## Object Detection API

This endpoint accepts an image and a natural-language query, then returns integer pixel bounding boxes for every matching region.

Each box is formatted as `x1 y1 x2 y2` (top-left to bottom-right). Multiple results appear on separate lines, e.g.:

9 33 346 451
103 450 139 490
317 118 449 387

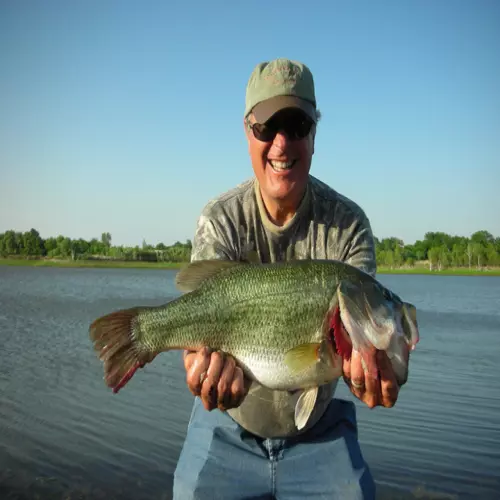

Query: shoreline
1 258 499 276
0 258 184 270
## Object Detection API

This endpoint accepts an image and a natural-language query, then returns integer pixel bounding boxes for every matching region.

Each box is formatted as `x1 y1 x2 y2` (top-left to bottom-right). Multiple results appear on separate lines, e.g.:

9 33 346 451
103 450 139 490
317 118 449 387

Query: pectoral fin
295 387 319 431
284 343 321 373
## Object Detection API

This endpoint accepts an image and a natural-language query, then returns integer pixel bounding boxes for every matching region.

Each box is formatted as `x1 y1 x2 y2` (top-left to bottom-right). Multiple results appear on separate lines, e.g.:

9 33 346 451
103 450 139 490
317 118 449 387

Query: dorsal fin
175 260 243 292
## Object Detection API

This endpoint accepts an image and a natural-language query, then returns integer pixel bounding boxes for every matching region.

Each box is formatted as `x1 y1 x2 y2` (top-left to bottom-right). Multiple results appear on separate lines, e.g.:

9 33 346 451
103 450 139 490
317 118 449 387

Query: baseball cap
245 58 317 123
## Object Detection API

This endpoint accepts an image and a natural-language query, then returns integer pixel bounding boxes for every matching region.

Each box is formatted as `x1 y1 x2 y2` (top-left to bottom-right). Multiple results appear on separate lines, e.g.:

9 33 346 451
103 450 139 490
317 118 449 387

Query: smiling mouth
268 159 296 172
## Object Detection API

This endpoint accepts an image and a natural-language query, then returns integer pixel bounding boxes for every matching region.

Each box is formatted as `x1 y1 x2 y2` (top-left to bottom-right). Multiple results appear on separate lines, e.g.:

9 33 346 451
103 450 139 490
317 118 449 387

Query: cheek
249 139 270 163
300 135 314 157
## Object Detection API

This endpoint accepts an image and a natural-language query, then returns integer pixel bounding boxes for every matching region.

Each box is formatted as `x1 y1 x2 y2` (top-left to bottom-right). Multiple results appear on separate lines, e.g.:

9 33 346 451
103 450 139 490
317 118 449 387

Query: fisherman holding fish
90 58 418 499
174 59 412 499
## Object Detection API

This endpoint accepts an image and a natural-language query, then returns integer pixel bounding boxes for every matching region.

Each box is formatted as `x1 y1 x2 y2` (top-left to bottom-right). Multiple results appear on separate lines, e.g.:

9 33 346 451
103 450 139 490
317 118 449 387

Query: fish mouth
338 281 396 352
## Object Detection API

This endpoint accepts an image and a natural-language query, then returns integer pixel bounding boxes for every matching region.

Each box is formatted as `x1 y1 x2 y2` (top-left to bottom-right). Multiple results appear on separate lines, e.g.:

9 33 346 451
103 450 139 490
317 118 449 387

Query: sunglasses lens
252 115 313 142
252 123 275 142
289 119 312 140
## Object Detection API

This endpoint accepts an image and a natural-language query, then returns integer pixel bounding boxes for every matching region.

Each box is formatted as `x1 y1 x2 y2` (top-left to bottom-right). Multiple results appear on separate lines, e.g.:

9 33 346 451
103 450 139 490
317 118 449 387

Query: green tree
3 230 19 255
22 229 44 256
72 239 90 259
56 236 72 258
385 250 395 269
471 230 494 247
393 245 403 267
465 242 474 269
472 242 484 269
428 247 439 271
44 237 58 255
485 243 499 266
88 238 104 255
451 243 465 267
438 246 450 270
101 232 112 255
375 248 386 266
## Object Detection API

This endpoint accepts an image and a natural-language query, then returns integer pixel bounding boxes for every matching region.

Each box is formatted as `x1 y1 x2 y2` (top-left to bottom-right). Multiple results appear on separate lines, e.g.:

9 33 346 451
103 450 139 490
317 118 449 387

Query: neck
259 187 306 227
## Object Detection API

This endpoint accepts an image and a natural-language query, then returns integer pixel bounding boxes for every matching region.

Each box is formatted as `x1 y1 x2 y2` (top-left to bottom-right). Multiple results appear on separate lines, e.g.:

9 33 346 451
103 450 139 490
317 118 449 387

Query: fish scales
135 262 339 358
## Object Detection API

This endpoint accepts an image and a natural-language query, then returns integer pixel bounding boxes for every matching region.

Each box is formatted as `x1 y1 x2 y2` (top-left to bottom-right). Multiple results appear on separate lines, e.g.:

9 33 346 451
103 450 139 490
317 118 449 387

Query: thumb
342 355 351 379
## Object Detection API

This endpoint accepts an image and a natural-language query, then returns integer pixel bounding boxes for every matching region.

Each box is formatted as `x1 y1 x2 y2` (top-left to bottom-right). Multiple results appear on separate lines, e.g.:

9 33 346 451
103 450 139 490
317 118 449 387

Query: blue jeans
173 397 375 499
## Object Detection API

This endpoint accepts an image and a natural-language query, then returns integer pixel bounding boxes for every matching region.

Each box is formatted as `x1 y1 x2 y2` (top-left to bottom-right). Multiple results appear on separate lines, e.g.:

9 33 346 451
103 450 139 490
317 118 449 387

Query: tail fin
89 308 156 393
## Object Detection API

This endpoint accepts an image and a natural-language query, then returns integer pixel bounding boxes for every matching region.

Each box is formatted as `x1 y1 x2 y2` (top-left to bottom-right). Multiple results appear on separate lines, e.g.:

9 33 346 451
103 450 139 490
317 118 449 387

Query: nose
270 129 292 153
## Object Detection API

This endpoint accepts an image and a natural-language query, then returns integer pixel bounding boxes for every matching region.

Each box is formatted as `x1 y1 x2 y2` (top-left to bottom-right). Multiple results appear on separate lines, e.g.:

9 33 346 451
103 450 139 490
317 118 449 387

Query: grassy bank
2 258 500 276
377 266 500 276
0 258 184 270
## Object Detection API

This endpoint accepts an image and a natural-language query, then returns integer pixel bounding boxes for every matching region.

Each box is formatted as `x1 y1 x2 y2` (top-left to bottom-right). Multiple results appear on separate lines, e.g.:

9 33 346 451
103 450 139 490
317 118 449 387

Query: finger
377 351 400 408
349 350 366 398
229 367 248 408
200 351 225 411
217 355 236 410
342 355 351 380
186 347 211 396
183 349 197 371
363 351 382 409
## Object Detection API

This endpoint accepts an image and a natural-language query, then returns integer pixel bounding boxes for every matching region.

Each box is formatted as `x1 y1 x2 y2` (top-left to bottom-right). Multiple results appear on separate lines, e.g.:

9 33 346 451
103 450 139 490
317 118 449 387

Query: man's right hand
183 347 249 411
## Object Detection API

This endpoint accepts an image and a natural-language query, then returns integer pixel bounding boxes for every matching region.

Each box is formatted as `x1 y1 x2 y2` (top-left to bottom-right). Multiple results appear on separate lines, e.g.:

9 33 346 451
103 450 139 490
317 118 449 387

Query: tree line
1 228 499 269
375 230 500 270
0 229 192 263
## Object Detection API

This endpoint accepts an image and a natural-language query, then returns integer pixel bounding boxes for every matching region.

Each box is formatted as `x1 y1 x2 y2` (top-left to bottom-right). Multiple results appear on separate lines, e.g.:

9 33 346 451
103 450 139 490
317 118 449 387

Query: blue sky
1 0 499 247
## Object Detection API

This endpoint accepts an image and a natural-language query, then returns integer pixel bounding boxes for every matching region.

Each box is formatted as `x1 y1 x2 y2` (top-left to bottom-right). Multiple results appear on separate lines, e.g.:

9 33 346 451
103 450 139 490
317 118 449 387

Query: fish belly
234 348 342 391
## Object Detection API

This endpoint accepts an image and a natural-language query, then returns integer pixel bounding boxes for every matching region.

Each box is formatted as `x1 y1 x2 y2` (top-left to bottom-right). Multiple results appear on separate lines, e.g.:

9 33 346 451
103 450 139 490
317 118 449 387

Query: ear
244 115 253 146
311 125 316 155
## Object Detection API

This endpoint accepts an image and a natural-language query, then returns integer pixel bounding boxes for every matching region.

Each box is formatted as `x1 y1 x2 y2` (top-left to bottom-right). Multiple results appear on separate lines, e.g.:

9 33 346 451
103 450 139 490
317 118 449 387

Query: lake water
0 266 499 500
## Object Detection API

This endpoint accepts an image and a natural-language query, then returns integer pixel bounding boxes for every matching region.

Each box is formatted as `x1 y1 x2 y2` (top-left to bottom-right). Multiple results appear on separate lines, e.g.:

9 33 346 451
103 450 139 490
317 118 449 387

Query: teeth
269 160 295 171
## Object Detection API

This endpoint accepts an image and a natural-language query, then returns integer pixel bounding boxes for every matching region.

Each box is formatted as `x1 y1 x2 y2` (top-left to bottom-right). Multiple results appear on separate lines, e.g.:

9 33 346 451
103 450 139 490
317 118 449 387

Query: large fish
89 259 419 430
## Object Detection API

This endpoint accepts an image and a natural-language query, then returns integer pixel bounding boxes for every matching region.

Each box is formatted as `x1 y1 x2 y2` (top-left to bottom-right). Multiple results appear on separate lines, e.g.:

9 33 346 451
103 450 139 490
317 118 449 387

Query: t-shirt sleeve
190 210 238 263
344 214 377 277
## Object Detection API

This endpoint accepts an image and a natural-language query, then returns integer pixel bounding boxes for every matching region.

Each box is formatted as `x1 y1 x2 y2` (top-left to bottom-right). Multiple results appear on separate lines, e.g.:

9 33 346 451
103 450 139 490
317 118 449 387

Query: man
173 58 406 499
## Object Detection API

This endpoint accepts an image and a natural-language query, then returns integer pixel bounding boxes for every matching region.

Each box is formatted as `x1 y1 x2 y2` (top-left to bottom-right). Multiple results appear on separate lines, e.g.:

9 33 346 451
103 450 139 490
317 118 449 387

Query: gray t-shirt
190 175 376 438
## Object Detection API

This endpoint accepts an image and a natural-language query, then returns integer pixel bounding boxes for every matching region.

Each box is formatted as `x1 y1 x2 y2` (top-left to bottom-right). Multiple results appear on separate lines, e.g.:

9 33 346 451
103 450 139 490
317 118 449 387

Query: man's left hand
343 346 409 408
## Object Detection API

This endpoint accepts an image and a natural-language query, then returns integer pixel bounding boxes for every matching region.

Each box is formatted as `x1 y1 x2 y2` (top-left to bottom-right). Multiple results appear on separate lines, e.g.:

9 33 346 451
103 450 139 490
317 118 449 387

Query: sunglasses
247 113 314 142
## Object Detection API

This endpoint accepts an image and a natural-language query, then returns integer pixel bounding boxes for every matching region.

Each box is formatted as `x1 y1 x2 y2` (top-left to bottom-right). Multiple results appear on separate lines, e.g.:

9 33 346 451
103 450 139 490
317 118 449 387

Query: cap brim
252 95 317 123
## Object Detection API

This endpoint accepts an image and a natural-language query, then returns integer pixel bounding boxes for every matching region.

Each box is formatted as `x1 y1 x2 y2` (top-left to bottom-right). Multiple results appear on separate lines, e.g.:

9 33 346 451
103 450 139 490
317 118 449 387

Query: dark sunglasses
248 114 314 142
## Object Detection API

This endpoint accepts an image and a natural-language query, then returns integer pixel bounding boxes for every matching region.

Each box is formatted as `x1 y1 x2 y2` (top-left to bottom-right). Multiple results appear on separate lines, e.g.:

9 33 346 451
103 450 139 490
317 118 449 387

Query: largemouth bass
89 259 419 430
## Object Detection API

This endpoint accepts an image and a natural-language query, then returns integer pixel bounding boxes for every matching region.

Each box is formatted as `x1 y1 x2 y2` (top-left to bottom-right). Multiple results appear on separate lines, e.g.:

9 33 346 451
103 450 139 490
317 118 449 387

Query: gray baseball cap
245 58 317 123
